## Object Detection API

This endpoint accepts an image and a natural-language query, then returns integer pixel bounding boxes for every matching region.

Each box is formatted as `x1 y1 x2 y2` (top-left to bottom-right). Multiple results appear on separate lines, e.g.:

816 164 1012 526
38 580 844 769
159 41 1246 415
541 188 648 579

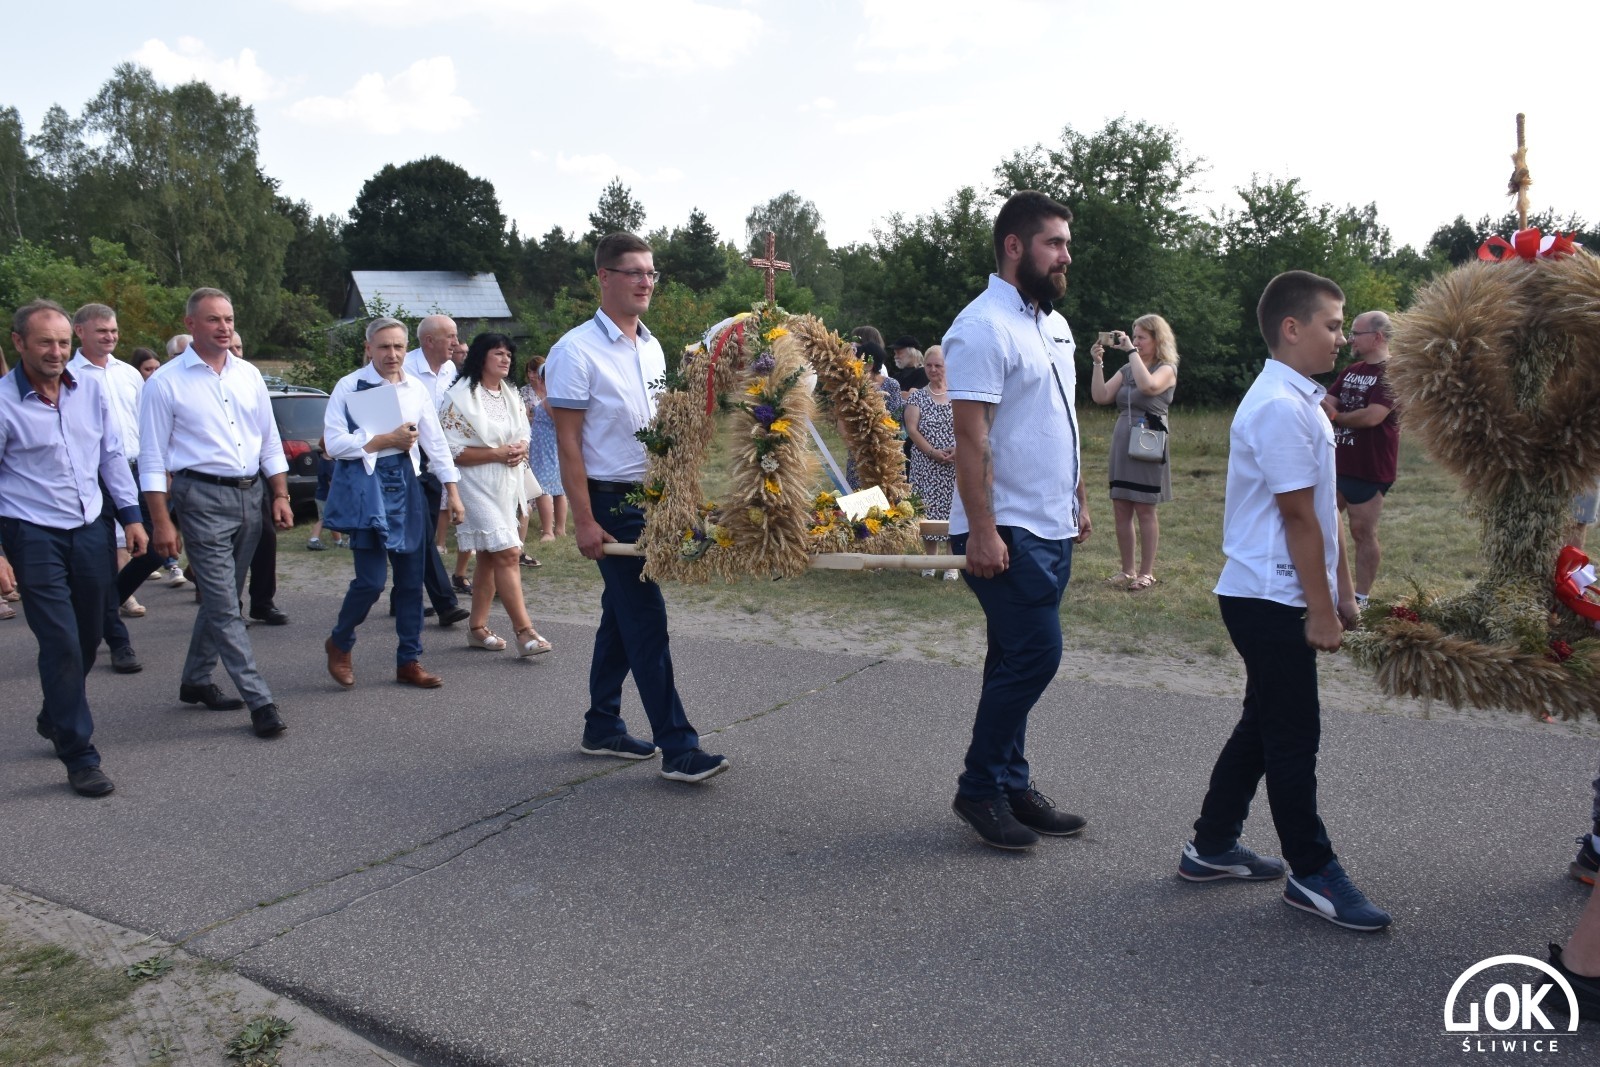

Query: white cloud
834 101 978 137
555 152 684 185
132 37 284 102
853 0 1046 72
529 149 548 162
797 97 837 113
288 57 475 135
286 0 761 71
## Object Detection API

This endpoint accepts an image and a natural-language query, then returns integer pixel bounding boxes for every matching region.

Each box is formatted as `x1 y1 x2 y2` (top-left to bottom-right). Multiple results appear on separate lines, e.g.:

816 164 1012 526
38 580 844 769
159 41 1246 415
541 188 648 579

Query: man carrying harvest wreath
943 191 1092 850
546 232 730 784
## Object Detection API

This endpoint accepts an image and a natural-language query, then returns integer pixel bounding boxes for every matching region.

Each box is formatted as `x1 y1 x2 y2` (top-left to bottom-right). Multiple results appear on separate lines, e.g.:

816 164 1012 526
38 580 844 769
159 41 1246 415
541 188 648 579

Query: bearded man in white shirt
943 191 1092 850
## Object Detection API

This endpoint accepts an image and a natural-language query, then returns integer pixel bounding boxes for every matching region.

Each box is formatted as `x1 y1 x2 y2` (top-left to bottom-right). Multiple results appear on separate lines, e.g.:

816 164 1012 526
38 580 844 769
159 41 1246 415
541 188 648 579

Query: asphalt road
2 585 1596 1066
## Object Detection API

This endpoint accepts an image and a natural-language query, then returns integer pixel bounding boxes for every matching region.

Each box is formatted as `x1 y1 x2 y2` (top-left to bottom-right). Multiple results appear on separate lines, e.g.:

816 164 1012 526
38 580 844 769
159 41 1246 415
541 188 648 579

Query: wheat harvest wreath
623 301 925 583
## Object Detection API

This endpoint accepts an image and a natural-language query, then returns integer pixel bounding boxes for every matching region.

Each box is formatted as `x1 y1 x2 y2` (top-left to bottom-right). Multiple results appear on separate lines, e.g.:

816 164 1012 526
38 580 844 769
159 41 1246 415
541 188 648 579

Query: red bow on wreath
1554 545 1600 624
1477 227 1581 262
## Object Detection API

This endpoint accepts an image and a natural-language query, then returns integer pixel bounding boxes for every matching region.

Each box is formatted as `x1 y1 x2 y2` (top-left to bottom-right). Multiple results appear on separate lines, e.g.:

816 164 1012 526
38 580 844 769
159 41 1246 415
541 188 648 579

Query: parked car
268 384 329 516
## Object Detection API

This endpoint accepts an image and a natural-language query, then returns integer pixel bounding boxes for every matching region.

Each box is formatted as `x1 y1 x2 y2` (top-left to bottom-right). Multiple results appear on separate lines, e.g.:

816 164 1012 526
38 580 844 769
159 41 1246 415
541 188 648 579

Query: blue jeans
0 515 112 771
333 455 428 665
1192 596 1335 878
583 489 699 758
951 527 1074 798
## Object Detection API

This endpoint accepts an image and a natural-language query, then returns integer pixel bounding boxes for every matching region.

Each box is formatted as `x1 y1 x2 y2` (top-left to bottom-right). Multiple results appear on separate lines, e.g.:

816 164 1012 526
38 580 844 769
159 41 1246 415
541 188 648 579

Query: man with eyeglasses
1320 310 1399 609
546 232 729 784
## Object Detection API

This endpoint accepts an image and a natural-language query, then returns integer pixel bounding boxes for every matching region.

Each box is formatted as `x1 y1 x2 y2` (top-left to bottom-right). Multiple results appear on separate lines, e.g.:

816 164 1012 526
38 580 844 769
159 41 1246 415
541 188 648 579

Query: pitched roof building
342 271 514 323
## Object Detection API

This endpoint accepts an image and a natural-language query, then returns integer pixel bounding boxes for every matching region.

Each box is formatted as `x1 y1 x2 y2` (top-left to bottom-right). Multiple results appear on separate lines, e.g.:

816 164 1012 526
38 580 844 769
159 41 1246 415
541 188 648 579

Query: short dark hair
595 232 651 272
186 287 231 317
12 298 69 339
72 302 116 327
850 325 884 349
992 191 1073 269
461 332 519 393
856 339 887 374
1256 271 1345 352
132 346 161 368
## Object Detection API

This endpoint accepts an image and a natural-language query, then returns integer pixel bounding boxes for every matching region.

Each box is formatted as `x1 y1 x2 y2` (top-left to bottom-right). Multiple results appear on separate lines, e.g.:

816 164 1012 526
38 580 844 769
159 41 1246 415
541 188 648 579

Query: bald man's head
417 315 458 364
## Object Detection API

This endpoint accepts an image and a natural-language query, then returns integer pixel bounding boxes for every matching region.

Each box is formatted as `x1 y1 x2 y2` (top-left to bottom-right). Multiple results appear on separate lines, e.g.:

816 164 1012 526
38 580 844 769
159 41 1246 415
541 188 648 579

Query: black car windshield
272 396 328 441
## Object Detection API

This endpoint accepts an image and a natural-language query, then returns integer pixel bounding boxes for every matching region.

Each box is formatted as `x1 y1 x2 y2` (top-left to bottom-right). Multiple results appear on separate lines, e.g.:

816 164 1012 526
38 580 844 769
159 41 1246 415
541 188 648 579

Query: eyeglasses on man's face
604 268 660 285
1347 329 1378 338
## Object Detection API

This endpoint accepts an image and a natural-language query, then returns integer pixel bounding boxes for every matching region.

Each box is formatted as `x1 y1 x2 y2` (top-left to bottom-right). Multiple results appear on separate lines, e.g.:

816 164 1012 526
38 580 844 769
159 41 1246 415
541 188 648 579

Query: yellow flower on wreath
712 526 734 548
768 417 792 437
763 326 788 342
808 523 833 539
849 358 865 378
893 500 916 519
880 414 898 429
744 381 763 396
863 517 883 535
763 476 782 495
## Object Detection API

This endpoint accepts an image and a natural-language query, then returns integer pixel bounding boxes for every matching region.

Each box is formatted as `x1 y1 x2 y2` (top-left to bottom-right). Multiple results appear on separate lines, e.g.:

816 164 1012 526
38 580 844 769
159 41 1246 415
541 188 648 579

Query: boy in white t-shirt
1177 270 1391 932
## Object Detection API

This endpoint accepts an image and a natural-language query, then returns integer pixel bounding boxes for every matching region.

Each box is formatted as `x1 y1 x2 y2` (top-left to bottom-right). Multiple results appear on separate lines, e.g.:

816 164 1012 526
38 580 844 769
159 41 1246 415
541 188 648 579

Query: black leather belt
176 470 258 489
587 479 641 495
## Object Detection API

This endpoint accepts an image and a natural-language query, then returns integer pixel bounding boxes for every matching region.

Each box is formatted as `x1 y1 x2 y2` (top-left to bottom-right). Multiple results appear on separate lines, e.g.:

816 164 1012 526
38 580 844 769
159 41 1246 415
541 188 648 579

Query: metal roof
347 271 512 319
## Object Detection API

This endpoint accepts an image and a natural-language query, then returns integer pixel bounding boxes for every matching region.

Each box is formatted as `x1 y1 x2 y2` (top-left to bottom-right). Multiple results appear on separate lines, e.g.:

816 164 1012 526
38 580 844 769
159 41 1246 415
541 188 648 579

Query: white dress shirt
943 274 1081 541
324 363 459 482
0 367 141 529
136 348 289 492
404 348 458 413
68 349 143 458
544 309 666 483
1214 358 1339 608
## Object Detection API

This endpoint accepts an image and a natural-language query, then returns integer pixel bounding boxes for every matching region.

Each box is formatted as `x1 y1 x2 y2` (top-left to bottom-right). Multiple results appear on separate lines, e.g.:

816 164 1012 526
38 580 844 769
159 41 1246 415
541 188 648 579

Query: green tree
0 107 59 250
586 177 646 242
0 238 186 356
278 198 348 313
344 156 509 273
995 117 1237 401
518 225 592 307
745 191 840 306
866 186 994 346
658 208 727 292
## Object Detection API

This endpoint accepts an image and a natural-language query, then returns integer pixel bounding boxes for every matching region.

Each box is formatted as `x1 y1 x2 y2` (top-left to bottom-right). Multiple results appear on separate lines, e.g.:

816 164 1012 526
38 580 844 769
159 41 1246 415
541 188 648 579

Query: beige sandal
516 627 553 658
1127 574 1159 592
1104 572 1135 585
467 625 506 651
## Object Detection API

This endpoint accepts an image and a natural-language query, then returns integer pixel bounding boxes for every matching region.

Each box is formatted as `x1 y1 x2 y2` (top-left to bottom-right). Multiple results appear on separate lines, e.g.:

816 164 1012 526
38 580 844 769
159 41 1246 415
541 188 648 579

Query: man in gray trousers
138 287 290 738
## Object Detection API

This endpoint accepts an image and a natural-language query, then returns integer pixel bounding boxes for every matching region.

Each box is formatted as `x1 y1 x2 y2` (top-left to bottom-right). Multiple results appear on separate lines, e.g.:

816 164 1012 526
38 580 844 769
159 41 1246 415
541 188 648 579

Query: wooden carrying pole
601 519 966 571
601 543 968 571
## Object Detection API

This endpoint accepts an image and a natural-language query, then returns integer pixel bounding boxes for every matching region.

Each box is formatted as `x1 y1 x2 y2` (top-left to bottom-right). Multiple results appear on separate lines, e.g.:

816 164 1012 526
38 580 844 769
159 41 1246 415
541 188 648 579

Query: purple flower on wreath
752 403 777 425
751 352 775 375
853 522 870 541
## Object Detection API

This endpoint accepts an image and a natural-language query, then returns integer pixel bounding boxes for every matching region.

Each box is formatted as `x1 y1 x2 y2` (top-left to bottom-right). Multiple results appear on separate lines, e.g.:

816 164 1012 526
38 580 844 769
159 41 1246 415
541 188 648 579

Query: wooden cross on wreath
747 230 791 304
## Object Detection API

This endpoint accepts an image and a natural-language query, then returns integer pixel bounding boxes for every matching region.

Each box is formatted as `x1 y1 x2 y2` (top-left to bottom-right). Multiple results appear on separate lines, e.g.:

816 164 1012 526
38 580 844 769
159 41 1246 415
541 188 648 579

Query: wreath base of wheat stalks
628 304 920 583
1342 248 1600 721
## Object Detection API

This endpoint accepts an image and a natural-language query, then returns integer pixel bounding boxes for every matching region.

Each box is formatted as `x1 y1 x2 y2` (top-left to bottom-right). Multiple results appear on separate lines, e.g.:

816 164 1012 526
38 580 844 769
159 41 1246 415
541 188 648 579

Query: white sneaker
120 596 146 617
943 569 960 581
163 565 188 588
920 569 936 578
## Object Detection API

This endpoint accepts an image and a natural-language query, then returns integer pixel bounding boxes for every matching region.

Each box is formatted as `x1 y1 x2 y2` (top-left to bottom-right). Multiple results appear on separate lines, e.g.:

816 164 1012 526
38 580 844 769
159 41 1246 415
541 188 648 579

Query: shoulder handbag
1128 413 1168 463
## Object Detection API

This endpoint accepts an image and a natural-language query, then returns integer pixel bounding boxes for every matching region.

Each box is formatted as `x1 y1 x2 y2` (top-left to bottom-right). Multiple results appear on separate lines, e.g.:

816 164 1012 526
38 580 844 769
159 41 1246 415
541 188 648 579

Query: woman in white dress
439 334 551 656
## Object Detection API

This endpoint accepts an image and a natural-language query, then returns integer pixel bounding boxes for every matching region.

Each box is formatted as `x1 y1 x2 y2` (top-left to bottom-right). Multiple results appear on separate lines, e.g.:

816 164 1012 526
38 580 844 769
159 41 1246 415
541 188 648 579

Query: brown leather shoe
396 660 442 688
325 637 354 689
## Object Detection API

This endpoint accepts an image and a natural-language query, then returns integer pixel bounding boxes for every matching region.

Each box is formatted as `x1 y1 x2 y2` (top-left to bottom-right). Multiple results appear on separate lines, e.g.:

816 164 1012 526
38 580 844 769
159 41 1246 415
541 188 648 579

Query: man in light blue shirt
0 299 145 797
945 191 1092 850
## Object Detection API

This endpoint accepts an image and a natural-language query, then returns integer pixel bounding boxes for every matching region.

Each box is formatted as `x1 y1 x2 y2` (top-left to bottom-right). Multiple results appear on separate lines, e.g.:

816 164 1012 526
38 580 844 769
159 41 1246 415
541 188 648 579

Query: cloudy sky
10 0 1597 255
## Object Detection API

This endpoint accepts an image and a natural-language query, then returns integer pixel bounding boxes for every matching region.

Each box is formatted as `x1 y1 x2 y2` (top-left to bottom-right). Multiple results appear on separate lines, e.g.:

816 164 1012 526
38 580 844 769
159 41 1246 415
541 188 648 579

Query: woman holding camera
1089 315 1179 592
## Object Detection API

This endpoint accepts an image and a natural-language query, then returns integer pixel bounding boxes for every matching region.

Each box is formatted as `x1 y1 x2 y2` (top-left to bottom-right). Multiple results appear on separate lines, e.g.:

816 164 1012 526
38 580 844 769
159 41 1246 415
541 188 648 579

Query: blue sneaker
579 733 658 760
1179 840 1286 882
660 748 729 783
1283 859 1392 931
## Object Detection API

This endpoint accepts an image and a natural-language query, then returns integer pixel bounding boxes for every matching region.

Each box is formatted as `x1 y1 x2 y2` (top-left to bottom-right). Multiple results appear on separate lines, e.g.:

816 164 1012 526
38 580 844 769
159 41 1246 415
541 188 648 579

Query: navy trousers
417 470 460 615
951 527 1074 798
583 489 699 758
0 515 112 772
1191 595 1335 878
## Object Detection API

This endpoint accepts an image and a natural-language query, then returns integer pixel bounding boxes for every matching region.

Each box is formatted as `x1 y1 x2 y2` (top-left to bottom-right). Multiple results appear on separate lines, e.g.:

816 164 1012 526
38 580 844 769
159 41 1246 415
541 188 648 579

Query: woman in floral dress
904 345 957 579
521 356 567 543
